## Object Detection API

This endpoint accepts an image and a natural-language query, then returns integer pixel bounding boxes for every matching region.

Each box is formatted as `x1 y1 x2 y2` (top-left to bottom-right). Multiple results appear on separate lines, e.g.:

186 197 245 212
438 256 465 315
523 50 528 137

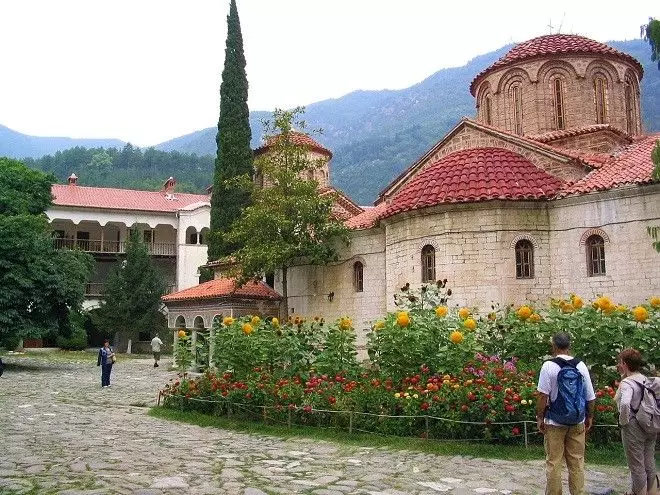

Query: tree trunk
281 265 288 321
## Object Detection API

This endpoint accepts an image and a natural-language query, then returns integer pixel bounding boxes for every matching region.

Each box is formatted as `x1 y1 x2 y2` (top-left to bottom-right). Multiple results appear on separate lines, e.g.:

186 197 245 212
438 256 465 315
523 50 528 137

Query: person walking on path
151 334 164 368
615 348 659 495
97 339 115 387
536 332 596 495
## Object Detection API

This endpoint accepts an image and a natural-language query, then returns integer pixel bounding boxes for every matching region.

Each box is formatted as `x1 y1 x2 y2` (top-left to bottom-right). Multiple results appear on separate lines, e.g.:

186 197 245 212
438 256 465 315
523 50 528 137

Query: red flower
420 402 430 411
328 396 336 405
512 427 520 435
303 405 312 413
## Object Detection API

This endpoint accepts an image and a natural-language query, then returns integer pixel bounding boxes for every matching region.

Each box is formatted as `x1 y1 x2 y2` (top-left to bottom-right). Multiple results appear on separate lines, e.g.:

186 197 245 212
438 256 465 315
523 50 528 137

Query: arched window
353 261 364 292
186 226 198 244
624 76 637 135
510 84 523 135
586 235 606 276
421 245 435 283
515 240 534 279
593 76 608 124
552 78 566 130
482 93 493 125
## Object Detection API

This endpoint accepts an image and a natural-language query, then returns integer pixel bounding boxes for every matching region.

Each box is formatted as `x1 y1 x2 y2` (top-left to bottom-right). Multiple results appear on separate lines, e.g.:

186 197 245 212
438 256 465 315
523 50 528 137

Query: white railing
53 238 176 256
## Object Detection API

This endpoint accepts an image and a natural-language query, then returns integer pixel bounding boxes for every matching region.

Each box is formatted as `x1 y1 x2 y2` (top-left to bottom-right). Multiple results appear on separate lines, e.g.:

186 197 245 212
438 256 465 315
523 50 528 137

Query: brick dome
470 34 643 95
384 148 565 218
254 131 332 159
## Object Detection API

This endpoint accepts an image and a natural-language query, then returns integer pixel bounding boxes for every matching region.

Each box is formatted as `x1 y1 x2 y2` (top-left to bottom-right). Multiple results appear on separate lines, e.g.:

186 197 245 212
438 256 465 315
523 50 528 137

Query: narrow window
421 245 436 283
515 240 534 279
188 232 198 244
553 78 565 130
511 85 523 135
586 235 606 276
143 229 153 244
594 77 607 124
353 261 364 292
483 94 492 125
624 80 636 134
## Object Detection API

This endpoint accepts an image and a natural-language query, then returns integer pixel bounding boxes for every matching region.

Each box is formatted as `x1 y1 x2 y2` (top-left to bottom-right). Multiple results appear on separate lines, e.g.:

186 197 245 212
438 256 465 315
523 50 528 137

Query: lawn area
149 406 627 466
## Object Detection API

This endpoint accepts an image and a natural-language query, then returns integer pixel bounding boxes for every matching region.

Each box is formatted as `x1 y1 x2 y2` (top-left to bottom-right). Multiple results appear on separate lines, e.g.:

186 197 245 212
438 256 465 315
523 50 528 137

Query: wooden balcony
85 283 177 297
53 238 176 256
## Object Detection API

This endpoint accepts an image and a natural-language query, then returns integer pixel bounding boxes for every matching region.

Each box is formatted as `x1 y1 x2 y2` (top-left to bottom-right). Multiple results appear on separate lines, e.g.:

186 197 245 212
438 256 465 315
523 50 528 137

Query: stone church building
163 34 660 346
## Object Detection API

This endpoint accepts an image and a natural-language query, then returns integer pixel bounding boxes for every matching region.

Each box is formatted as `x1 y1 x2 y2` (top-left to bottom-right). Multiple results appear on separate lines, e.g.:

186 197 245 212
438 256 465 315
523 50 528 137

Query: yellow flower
223 316 234 326
435 306 448 318
561 303 574 314
595 296 614 312
177 329 186 338
458 307 471 320
650 296 660 308
413 394 419 399
242 323 253 335
616 305 628 313
251 316 261 326
373 320 385 331
449 330 464 344
294 315 302 325
571 295 584 309
463 318 477 331
521 399 528 405
271 317 280 327
339 317 353 330
633 306 649 322
394 392 401 399
529 313 541 323
396 311 410 327
517 305 532 320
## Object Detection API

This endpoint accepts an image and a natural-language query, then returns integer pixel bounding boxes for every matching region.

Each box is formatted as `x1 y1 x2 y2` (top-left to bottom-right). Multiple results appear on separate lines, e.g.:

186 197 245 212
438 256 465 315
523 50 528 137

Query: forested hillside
22 145 214 192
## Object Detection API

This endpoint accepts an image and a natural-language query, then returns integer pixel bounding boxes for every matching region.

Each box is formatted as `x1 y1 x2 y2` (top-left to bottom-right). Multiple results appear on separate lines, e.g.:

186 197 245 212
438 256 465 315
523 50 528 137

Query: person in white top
536 332 596 495
150 334 164 368
615 348 658 495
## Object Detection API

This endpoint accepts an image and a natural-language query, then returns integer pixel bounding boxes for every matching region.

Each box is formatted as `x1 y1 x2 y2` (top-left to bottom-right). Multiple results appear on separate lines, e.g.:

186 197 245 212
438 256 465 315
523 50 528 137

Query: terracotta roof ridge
527 124 632 143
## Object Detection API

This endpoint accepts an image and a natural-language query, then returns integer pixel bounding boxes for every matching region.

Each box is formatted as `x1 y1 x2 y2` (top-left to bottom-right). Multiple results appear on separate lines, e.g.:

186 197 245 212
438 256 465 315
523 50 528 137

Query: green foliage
313 318 359 377
643 17 660 69
93 232 167 343
652 140 660 182
0 158 92 347
208 0 253 261
648 225 660 252
56 312 89 350
174 331 194 370
228 108 350 316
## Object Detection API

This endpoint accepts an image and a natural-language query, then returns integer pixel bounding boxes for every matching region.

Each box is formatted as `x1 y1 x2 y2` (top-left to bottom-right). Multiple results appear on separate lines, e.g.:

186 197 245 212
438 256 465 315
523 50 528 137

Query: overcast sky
0 0 656 147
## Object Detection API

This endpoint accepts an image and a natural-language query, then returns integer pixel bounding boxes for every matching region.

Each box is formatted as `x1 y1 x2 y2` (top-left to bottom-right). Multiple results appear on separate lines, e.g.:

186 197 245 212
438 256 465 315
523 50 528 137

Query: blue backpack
546 357 586 425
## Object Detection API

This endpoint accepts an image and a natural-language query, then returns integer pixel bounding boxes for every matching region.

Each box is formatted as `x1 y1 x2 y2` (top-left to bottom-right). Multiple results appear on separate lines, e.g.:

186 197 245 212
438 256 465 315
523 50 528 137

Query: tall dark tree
94 232 167 349
0 158 92 349
208 0 253 261
642 17 660 69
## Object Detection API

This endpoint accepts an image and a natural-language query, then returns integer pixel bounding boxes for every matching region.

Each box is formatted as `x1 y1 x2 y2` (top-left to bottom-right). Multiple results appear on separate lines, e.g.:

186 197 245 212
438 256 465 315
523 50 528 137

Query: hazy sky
1 0 656 146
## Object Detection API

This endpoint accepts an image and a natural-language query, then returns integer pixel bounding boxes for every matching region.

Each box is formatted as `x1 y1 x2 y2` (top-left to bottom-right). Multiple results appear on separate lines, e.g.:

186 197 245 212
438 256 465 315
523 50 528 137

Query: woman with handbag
96 339 115 388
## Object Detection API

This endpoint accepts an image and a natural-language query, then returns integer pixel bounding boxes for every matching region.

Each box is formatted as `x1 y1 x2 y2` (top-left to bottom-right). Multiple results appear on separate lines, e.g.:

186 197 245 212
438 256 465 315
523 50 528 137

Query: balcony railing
53 238 176 256
85 283 177 297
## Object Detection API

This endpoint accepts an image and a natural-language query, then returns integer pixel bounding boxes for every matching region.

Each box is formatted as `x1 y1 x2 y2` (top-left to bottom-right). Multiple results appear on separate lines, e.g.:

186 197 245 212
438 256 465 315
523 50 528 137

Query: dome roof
470 34 643 95
384 148 565 218
254 131 332 159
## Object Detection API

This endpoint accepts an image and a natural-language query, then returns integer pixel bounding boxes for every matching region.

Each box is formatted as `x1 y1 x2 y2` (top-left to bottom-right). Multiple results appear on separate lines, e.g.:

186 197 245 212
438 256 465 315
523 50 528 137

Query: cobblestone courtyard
0 353 632 494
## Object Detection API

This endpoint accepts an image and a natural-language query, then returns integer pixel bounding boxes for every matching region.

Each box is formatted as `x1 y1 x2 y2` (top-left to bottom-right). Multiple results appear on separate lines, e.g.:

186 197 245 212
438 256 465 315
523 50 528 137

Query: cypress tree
208 0 253 261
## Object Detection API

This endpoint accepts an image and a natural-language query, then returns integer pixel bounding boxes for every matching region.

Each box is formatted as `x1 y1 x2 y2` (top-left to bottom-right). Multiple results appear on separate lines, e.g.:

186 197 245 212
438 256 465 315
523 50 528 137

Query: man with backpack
615 348 659 495
536 332 596 495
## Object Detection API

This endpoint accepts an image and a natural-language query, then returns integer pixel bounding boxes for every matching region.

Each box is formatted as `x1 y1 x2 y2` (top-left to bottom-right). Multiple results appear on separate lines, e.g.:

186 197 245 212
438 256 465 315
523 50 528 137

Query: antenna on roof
547 19 554 35
557 12 565 34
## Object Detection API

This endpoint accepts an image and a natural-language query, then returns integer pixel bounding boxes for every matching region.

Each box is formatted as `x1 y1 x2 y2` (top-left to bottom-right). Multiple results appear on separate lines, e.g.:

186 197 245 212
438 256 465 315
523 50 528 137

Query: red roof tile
52 184 209 213
528 124 632 144
558 134 659 197
345 202 388 230
319 186 364 220
162 278 281 302
254 131 332 159
384 148 566 218
470 34 643 95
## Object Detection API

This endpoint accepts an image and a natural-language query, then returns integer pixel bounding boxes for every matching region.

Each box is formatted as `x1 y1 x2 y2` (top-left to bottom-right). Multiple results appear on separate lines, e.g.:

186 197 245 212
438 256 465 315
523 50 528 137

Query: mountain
3 39 658 204
0 125 125 159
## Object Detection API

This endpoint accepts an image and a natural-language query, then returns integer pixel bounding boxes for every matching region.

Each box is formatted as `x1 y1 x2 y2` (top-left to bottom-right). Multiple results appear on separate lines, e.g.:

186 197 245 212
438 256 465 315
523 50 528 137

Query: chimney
162 177 176 193
68 173 78 186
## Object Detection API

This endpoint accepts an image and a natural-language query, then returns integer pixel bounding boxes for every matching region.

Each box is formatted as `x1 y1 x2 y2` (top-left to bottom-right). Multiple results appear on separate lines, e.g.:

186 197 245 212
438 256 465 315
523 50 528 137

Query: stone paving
0 353 631 495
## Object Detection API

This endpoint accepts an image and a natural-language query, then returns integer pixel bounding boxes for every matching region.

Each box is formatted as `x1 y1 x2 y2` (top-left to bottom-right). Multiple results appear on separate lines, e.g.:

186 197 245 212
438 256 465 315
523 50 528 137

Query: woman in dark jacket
96 340 115 388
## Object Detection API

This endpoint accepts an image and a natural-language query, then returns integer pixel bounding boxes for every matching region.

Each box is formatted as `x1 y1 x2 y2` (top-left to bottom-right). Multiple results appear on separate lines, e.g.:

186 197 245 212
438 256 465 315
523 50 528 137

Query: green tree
0 158 92 349
228 108 350 317
208 0 253 261
642 17 660 69
94 231 167 347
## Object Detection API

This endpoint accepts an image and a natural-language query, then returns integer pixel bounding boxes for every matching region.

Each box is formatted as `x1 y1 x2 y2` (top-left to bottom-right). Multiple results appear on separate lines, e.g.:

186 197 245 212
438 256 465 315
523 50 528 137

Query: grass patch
149 406 626 466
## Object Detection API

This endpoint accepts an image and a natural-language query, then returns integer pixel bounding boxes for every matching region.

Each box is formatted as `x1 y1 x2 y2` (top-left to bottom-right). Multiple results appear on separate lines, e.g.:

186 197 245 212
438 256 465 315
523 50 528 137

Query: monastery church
48 34 660 348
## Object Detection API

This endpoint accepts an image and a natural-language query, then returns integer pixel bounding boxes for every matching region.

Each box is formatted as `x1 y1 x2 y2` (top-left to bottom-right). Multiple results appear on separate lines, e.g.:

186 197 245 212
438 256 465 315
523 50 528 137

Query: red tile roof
345 202 388 230
384 148 566 218
528 124 632 144
162 278 281 303
51 184 210 213
470 34 643 95
254 131 332 159
319 186 364 220
558 134 659 197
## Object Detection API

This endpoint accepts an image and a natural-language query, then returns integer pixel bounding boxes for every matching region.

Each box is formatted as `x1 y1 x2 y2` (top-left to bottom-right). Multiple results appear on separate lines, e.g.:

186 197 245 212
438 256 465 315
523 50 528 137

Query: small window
553 78 565 130
624 78 636 135
353 261 364 292
586 235 606 276
482 93 493 125
421 245 436 283
188 232 198 244
515 240 534 279
510 84 523 135
143 230 153 244
594 77 607 124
